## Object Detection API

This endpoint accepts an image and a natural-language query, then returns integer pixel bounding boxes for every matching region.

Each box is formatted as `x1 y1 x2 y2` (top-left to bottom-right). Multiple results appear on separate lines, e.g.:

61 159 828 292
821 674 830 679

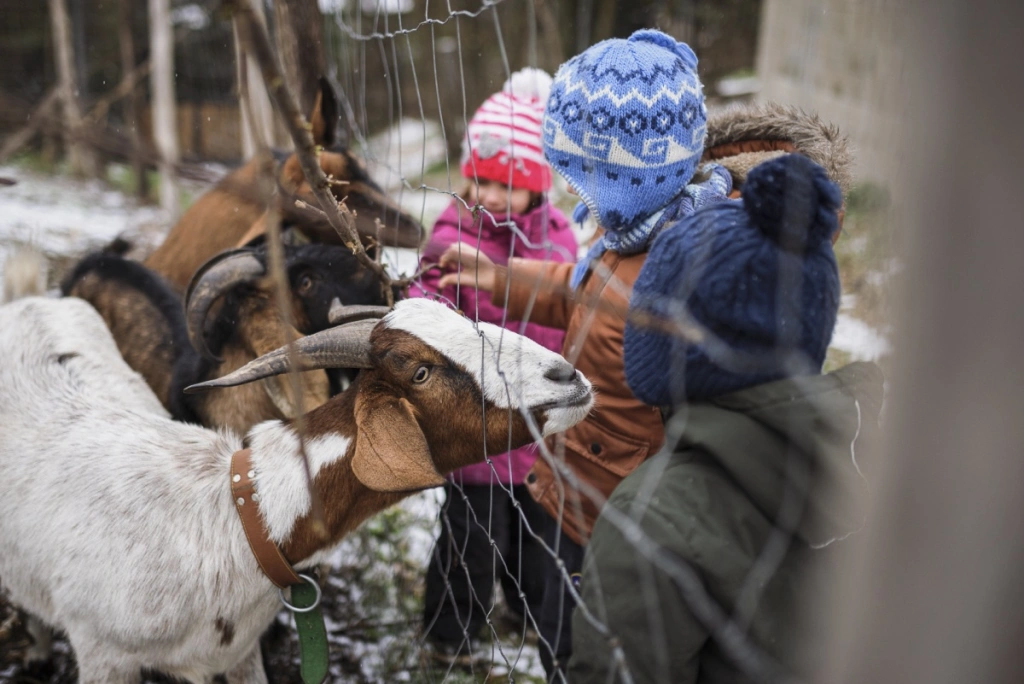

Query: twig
85 59 152 124
0 90 221 183
237 46 327 540
293 198 330 221
391 263 441 289
0 87 59 164
331 616 419 634
227 0 393 294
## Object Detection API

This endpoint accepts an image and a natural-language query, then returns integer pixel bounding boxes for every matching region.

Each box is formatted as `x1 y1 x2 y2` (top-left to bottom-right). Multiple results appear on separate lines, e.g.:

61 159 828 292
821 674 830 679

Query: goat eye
298 275 313 293
412 366 430 384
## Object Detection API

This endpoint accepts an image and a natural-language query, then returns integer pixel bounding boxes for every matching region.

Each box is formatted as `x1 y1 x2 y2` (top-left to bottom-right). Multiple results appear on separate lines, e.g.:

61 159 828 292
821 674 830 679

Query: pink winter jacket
411 199 577 486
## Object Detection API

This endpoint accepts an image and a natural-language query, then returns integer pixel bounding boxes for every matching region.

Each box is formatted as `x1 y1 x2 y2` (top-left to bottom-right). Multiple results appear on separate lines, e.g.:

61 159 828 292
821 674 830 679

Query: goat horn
183 318 377 393
327 300 391 326
185 249 265 362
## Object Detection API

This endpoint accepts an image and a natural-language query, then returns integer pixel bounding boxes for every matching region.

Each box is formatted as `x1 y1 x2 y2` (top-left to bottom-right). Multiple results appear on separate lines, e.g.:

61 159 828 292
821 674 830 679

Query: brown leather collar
231 448 301 589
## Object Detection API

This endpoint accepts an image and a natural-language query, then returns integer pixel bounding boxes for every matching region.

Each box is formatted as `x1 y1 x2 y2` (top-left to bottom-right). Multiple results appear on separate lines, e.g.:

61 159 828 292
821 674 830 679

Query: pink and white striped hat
461 67 553 193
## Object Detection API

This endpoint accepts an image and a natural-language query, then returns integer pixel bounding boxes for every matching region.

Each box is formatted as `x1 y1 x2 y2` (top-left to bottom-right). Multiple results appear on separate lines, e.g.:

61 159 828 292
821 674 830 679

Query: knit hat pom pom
503 67 553 105
741 154 842 253
628 29 698 71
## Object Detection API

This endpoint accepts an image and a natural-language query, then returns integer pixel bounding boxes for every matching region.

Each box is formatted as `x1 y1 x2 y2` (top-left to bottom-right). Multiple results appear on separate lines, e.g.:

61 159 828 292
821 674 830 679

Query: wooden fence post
820 2 1024 682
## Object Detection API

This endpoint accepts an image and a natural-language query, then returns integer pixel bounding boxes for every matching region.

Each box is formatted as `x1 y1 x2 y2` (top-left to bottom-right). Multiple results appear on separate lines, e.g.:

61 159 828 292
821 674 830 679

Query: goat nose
544 363 578 384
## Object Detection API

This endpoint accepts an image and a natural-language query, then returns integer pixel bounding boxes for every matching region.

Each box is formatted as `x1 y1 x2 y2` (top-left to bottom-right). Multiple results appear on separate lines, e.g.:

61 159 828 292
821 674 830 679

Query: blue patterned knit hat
542 29 707 234
624 154 843 406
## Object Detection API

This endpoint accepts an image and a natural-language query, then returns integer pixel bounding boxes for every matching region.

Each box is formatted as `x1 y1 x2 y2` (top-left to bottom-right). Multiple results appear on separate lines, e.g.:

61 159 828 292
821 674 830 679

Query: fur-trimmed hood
702 101 853 196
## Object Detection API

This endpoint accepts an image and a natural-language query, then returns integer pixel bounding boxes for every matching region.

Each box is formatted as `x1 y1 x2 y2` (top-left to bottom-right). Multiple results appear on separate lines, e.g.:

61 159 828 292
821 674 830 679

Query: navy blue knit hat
624 154 843 405
542 29 706 234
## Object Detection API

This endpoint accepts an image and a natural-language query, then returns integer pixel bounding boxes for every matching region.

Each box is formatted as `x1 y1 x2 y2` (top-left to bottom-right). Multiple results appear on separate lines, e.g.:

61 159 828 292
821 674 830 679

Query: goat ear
309 77 338 149
351 393 444 492
234 214 268 248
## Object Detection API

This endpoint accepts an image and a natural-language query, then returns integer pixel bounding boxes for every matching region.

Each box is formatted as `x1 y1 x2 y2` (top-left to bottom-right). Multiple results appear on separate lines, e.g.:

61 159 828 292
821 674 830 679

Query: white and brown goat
0 296 591 683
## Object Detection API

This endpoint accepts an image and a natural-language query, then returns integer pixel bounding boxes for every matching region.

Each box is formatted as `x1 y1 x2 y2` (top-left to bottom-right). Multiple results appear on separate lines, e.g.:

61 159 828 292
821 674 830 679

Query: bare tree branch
85 59 151 125
226 0 395 298
0 88 59 165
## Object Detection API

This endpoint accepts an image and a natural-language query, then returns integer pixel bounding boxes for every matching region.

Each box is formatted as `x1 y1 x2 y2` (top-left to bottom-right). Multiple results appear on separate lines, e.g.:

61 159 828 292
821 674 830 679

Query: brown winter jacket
494 101 853 545
492 251 664 545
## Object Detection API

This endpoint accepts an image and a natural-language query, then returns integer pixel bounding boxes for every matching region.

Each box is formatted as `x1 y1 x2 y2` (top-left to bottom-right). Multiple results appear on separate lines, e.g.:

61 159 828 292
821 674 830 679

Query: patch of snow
359 118 454 234
381 246 422 280
171 4 209 30
832 313 891 361
844 233 869 254
320 0 416 14
362 118 448 193
390 184 453 238
0 165 171 286
717 75 761 98
398 488 443 566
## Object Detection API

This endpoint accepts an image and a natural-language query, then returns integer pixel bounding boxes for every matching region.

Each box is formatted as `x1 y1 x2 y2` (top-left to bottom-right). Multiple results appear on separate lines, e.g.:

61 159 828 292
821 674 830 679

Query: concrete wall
756 0 905 187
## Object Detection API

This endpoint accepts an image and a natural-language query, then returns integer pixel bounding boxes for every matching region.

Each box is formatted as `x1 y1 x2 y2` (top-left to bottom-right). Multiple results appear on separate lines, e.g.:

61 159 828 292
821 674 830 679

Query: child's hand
437 242 497 292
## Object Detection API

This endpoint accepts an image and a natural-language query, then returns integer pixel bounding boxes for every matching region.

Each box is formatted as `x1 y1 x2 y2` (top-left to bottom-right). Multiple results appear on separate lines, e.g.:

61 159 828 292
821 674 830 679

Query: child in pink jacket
411 68 577 656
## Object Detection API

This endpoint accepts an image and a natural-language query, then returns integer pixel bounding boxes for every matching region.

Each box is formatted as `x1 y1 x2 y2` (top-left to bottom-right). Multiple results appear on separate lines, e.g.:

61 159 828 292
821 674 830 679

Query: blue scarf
570 164 733 289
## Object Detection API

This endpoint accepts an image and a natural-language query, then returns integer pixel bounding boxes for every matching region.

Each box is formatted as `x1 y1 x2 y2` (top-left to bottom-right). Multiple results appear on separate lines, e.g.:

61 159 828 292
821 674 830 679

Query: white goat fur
0 296 589 683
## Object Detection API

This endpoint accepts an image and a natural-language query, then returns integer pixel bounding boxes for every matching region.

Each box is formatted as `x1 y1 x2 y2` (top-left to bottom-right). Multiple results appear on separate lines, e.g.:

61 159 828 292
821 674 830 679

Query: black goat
62 241 388 435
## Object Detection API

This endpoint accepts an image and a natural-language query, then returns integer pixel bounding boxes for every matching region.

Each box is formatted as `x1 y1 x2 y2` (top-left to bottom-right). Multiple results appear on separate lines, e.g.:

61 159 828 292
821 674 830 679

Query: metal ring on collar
278 573 322 613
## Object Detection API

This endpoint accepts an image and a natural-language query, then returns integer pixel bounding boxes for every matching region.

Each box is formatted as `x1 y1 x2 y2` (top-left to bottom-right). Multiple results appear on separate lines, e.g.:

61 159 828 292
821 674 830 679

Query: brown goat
63 243 387 435
144 79 424 292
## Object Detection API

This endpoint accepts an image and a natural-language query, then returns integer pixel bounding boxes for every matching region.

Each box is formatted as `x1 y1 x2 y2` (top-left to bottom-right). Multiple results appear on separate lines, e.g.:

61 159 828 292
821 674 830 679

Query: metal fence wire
0 0 899 682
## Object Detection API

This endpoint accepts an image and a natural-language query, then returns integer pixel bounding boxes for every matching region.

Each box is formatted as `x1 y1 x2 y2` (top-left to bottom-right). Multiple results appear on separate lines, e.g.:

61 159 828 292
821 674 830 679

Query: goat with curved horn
327 300 391 326
185 318 378 392
0 296 593 681
185 248 265 362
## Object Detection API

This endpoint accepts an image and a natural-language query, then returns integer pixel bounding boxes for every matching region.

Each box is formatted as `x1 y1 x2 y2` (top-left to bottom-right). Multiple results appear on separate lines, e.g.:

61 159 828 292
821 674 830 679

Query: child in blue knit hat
434 29 732 678
542 29 732 287
568 154 886 683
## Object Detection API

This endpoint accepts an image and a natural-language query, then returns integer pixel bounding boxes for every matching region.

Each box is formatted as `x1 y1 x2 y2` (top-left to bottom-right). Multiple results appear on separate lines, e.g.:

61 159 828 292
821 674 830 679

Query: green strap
289 579 329 684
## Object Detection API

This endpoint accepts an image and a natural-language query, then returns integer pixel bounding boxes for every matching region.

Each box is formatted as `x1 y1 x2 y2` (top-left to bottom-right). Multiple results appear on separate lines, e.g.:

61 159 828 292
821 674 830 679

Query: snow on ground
832 312 891 361
832 293 891 361
361 117 453 228
0 164 173 287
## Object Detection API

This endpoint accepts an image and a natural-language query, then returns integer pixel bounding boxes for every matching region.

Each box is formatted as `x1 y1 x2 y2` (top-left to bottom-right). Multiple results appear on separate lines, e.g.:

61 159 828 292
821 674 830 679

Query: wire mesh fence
0 1 903 683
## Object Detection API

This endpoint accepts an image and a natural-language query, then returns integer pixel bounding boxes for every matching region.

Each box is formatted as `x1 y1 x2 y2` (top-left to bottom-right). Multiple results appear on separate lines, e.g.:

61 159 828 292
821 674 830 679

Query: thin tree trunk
533 0 565 74
49 0 96 176
0 89 60 165
234 4 278 158
274 0 326 117
119 0 148 200
148 0 180 216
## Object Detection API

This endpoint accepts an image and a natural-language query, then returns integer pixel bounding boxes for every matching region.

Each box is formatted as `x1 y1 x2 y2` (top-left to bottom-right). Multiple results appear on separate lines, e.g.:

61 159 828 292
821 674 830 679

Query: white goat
0 296 592 683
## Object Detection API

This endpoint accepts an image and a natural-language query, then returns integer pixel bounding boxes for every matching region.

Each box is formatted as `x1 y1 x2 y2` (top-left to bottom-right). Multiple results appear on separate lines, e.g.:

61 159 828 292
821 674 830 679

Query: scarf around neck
569 163 733 289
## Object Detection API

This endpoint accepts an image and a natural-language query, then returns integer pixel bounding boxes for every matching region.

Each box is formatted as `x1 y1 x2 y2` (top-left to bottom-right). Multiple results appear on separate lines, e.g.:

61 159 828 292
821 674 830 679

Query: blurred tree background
0 0 762 169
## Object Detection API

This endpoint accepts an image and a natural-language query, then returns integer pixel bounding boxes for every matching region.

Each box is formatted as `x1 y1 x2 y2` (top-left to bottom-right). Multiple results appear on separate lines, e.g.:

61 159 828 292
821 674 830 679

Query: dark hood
671 362 884 547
